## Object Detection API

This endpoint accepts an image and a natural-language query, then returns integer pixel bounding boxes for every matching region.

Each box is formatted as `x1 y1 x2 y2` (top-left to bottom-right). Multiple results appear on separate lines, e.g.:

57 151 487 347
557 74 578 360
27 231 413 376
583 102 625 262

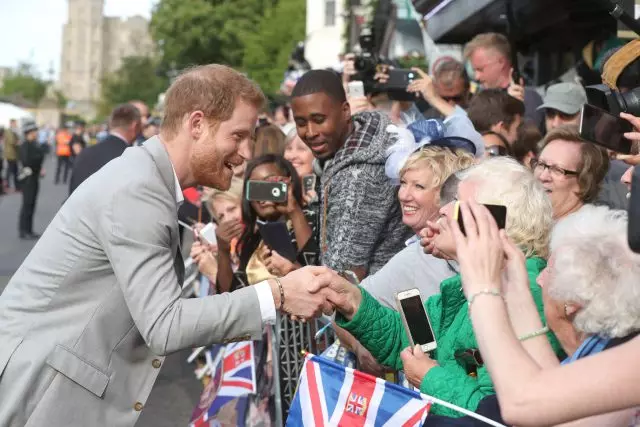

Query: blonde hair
161 64 265 138
400 147 475 189
207 177 243 221
463 32 511 61
458 157 552 258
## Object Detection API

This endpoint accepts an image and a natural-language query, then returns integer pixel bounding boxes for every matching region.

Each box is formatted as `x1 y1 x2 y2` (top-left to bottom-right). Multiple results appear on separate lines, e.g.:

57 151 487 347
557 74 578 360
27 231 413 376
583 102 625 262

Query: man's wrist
268 278 283 311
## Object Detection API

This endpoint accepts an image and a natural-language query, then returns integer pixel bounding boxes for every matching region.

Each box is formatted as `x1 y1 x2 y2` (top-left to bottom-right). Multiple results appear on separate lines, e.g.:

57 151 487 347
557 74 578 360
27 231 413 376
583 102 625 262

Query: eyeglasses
531 159 578 177
441 95 465 104
545 109 578 121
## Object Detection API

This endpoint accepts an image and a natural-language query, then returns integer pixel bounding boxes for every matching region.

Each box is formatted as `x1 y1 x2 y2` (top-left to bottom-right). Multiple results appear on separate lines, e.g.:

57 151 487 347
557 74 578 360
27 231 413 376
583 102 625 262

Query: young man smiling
291 69 412 279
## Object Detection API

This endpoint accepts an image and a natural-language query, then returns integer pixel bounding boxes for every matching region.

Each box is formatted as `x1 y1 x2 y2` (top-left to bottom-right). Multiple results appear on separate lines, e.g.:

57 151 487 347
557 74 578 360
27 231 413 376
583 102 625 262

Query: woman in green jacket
330 157 565 418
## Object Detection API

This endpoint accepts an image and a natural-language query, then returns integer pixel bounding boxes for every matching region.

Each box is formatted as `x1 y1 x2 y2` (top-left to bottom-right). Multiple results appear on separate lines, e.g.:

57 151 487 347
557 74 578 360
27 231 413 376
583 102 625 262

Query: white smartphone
347 80 365 98
396 288 437 353
198 222 217 246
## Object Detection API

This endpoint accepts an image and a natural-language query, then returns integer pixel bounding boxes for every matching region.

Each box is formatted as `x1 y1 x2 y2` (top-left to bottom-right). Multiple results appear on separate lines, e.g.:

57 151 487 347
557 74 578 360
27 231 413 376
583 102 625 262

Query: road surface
0 155 202 427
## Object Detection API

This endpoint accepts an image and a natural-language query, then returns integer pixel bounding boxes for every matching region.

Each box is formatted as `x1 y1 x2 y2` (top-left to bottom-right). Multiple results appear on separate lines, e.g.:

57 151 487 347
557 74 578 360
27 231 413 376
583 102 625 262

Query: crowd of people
1 29 640 427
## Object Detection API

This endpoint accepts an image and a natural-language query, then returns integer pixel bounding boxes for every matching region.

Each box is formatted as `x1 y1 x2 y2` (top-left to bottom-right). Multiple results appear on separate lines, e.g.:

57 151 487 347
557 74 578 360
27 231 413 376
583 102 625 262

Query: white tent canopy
0 102 34 129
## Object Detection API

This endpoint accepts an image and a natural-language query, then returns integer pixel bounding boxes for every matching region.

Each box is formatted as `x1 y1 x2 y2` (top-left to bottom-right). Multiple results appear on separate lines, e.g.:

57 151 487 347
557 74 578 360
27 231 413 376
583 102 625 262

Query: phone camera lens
272 188 280 197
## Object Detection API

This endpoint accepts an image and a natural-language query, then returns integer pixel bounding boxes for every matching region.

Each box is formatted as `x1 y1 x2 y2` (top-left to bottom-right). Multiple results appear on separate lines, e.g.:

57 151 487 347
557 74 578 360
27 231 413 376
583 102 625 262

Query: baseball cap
537 82 587 115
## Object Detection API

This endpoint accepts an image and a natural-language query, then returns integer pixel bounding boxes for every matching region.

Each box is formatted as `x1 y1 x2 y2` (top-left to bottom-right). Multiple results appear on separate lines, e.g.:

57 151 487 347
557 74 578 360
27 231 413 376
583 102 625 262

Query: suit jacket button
152 359 161 368
134 402 144 411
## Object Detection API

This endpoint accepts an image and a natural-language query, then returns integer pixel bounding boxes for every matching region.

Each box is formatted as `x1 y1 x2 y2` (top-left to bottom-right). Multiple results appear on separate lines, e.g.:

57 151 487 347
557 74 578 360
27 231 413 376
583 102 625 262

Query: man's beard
190 145 232 191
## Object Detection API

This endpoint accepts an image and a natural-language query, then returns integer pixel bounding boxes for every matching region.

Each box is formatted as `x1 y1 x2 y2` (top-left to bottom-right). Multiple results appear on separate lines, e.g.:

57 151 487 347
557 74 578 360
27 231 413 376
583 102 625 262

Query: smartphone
396 288 437 353
198 222 217 246
246 180 288 203
579 104 633 154
302 174 316 194
347 81 365 98
383 69 418 91
257 221 297 262
454 201 507 236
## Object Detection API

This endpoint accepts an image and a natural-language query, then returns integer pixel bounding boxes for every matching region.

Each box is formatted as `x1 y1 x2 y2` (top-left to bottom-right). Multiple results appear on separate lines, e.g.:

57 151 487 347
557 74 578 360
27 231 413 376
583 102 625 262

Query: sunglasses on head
486 145 508 157
440 95 465 103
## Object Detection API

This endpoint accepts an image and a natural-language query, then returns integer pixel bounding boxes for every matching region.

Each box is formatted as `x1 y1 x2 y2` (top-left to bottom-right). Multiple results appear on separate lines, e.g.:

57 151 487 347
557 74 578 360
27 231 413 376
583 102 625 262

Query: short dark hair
540 126 609 203
513 122 542 163
434 60 470 90
291 69 346 103
110 103 142 129
467 89 525 132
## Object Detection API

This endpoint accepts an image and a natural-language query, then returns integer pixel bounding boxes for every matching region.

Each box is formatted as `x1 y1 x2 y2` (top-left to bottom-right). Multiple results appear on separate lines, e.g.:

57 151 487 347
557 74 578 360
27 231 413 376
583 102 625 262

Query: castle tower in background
60 0 153 118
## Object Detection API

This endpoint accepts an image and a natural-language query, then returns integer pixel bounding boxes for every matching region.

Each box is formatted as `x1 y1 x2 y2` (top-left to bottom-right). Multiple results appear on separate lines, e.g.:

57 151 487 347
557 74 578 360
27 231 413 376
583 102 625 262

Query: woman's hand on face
216 219 244 250
400 345 438 389
449 201 504 297
499 230 530 296
262 246 297 276
419 220 453 260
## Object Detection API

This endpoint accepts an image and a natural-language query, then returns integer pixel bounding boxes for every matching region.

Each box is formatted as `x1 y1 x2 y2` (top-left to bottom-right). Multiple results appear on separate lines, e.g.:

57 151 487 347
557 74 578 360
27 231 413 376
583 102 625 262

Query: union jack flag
189 341 256 426
287 355 431 426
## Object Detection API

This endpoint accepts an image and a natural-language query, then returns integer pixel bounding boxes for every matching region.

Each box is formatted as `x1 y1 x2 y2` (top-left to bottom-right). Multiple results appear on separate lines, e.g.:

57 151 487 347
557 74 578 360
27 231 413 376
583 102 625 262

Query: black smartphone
257 221 297 262
454 202 507 236
579 104 633 154
396 288 437 353
511 68 523 85
376 68 419 102
246 180 288 203
302 175 316 194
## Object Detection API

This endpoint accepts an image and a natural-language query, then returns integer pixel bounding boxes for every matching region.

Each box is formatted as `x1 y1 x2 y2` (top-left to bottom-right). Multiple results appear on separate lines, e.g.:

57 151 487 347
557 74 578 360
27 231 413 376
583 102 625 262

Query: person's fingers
621 112 640 131
449 209 467 250
519 77 524 86
459 201 478 240
411 67 429 79
468 201 497 241
509 68 515 85
399 346 414 362
624 131 640 141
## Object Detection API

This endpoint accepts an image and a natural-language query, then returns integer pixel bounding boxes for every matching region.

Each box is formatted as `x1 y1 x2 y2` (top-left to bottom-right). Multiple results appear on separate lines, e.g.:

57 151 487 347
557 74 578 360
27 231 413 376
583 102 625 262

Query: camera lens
271 188 281 197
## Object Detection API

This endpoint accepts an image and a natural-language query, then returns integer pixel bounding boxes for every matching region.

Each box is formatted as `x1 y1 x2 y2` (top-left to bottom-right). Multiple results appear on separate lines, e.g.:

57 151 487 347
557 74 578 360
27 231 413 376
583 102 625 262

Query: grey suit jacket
0 137 263 426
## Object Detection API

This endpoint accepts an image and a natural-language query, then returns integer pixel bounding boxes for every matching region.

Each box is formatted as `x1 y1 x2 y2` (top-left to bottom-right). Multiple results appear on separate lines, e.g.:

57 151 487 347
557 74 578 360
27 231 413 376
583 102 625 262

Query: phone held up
579 104 633 154
453 201 507 236
302 175 316 194
396 288 437 353
246 180 288 203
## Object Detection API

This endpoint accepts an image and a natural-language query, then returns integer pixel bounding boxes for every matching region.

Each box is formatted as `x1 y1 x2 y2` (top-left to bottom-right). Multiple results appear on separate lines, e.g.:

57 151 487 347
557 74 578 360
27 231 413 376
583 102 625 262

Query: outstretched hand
450 201 504 298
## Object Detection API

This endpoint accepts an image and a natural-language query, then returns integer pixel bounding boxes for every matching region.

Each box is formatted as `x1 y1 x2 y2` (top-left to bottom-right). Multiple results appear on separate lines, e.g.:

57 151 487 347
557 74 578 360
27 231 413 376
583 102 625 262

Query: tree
99 56 169 118
150 0 274 73
242 0 306 95
0 62 48 105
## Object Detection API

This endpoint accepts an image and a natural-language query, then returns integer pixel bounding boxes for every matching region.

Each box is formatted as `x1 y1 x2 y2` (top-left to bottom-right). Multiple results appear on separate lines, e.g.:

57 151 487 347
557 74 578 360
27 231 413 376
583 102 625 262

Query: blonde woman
328 157 564 418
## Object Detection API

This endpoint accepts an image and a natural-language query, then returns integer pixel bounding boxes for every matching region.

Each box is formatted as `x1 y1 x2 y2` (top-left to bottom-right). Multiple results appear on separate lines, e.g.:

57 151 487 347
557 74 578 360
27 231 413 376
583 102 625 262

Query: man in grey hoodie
290 70 412 280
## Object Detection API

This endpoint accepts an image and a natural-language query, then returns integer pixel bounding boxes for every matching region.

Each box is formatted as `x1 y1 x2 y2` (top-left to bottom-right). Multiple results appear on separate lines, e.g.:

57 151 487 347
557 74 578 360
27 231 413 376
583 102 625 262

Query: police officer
19 123 45 240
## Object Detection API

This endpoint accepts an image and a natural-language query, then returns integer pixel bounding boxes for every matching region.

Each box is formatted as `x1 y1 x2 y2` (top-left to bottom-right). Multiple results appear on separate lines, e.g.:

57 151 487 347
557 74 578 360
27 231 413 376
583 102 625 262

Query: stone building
60 0 153 118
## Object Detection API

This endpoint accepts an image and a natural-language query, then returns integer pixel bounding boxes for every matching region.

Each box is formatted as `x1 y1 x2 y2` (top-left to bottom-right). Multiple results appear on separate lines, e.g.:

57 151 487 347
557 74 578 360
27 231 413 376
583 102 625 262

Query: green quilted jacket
336 257 564 418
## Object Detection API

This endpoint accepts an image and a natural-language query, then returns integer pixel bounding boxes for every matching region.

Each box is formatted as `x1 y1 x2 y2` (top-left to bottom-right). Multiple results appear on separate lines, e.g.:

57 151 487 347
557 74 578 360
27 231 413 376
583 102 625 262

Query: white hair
548 205 640 338
457 156 553 258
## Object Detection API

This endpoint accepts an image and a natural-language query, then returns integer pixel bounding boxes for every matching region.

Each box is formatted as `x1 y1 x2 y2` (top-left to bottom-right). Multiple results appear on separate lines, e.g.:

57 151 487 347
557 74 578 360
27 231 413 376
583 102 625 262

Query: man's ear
188 111 205 139
342 101 351 121
490 121 505 135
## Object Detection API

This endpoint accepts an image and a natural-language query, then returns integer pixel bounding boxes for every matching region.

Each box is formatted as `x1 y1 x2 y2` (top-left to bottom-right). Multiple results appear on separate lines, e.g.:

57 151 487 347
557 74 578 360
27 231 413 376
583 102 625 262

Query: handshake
266 266 363 321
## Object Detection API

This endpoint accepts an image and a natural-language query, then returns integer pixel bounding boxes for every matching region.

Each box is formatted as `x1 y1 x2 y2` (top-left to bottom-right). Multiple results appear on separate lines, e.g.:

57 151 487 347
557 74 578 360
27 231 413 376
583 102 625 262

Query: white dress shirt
169 165 276 325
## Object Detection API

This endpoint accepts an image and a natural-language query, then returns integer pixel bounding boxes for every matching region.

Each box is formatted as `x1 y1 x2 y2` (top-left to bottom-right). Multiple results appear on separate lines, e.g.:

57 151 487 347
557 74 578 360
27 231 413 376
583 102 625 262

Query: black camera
352 28 379 86
585 56 640 116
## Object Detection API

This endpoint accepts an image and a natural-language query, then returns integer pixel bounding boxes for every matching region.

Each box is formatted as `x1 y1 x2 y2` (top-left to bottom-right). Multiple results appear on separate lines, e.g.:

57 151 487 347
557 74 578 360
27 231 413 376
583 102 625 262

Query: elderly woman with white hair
453 202 640 426
327 157 564 418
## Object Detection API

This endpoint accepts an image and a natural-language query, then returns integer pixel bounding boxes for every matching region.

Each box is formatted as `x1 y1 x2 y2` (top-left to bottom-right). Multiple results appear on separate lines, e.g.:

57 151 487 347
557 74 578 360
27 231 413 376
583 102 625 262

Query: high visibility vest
56 132 72 157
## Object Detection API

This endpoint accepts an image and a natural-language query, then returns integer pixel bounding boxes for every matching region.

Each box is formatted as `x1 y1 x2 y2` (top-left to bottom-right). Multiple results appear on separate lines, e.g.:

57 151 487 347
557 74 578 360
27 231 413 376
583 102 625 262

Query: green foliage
395 55 428 71
242 0 306 95
0 62 48 105
99 56 168 118
150 0 274 72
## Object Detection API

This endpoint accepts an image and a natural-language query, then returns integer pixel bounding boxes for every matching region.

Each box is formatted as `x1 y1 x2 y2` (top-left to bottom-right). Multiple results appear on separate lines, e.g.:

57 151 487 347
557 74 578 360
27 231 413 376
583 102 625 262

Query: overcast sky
0 0 156 79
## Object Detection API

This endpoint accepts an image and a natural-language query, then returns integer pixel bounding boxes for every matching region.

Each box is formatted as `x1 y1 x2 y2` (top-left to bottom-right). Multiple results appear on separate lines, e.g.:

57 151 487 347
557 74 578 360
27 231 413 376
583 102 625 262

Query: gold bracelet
518 326 549 341
467 288 503 311
274 278 285 311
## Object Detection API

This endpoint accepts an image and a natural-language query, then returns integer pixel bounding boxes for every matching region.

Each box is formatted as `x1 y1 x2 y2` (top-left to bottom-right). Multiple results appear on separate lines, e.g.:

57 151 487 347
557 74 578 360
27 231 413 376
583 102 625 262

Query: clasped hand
274 267 363 321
